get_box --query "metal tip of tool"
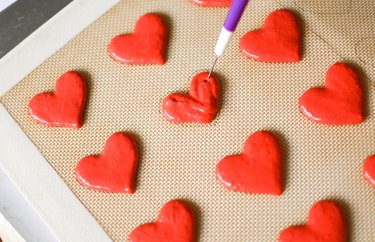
[207,57,218,80]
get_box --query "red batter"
[215,131,283,195]
[190,0,232,7]
[108,13,168,65]
[299,63,364,125]
[363,155,375,187]
[278,200,348,242]
[240,9,301,62]
[28,71,87,128]
[75,132,139,193]
[162,72,220,124]
[128,200,195,242]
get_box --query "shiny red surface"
[278,200,348,242]
[108,13,168,65]
[190,0,232,7]
[363,155,375,187]
[75,132,139,193]
[240,9,301,62]
[128,200,195,242]
[162,72,221,124]
[299,63,364,125]
[216,131,283,195]
[28,71,87,128]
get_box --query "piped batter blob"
[363,155,375,188]
[240,9,301,62]
[215,131,283,195]
[278,200,348,242]
[299,63,364,125]
[75,132,139,193]
[162,72,221,124]
[190,0,232,7]
[108,13,168,65]
[128,200,196,242]
[28,71,87,128]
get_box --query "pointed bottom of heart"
[278,200,348,242]
[128,200,195,242]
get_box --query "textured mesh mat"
[1,0,375,241]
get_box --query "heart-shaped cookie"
[278,200,348,242]
[363,155,375,187]
[240,9,301,62]
[128,200,195,242]
[162,72,221,124]
[108,13,168,65]
[299,63,364,125]
[75,132,139,193]
[190,0,232,7]
[28,71,87,128]
[215,131,283,195]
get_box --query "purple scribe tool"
[207,0,249,79]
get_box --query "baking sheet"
[0,1,117,241]
[276,0,375,81]
[1,0,374,241]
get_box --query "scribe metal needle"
[207,0,249,80]
[207,57,218,80]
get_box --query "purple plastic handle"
[223,0,249,32]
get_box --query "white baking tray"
[0,0,119,241]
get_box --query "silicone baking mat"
[1,0,374,241]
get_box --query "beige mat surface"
[1,0,374,241]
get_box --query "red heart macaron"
[190,0,232,7]
[28,71,87,128]
[162,72,221,124]
[363,155,375,187]
[299,62,364,125]
[108,13,168,65]
[240,9,301,62]
[75,132,139,193]
[128,200,195,242]
[278,200,348,242]
[215,131,283,195]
